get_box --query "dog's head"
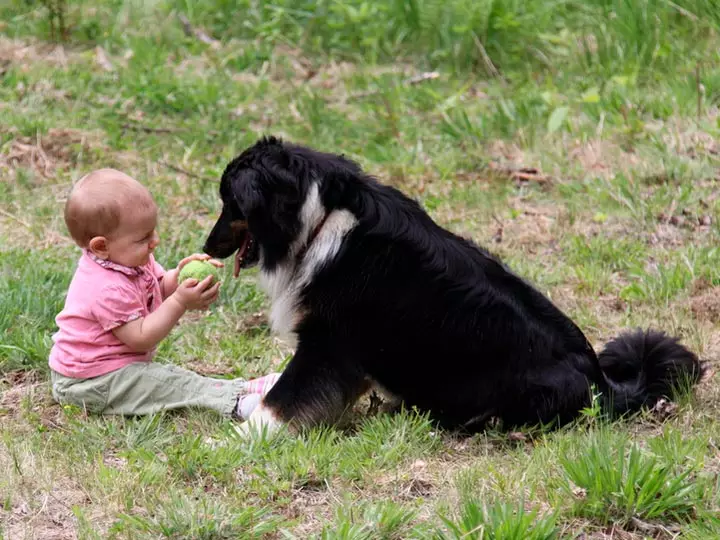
[203,136,360,275]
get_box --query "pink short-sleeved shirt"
[49,250,166,379]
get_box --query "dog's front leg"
[238,341,367,436]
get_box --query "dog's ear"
[319,169,347,210]
[225,154,304,269]
[229,169,265,219]
[318,155,364,210]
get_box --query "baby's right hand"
[173,275,220,311]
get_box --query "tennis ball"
[178,260,221,285]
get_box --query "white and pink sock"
[234,373,281,420]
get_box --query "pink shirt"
[49,250,166,379]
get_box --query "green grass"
[559,431,702,524]
[438,498,558,539]
[1,0,720,537]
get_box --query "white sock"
[235,393,262,420]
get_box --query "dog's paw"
[235,402,283,437]
[230,420,249,437]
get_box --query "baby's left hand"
[163,254,223,298]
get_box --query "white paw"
[236,402,283,437]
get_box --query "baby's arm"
[161,254,222,299]
[113,276,219,352]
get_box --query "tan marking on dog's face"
[230,219,248,233]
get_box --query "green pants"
[50,362,247,418]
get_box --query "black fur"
[204,136,704,432]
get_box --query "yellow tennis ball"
[178,260,221,284]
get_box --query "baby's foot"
[244,372,281,395]
[233,373,281,421]
[234,393,262,420]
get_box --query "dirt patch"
[501,203,562,252]
[0,127,101,179]
[487,140,536,173]
[661,107,720,161]
[0,385,111,538]
[442,196,565,255]
[282,488,334,537]
[564,108,719,183]
[229,311,268,334]
[583,527,652,539]
[1,370,46,410]
[566,140,643,180]
[0,37,72,69]
[0,370,65,431]
[171,52,217,80]
[1,482,90,540]
[689,287,720,323]
[267,44,415,97]
[182,360,236,378]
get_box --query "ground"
[1,1,720,539]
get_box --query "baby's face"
[106,206,159,268]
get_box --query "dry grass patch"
[0,37,73,70]
[0,435,114,540]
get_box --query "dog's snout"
[202,234,238,259]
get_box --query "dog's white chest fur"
[259,183,357,345]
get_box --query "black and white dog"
[203,136,704,435]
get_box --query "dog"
[203,136,704,435]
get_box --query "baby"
[49,168,279,420]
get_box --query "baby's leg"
[245,373,281,394]
[50,369,111,413]
[98,362,247,417]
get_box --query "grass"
[1,0,720,537]
[559,431,701,524]
[438,498,558,539]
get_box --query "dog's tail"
[597,328,705,416]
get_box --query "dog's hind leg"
[239,342,368,435]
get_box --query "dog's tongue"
[234,250,241,278]
[234,233,251,278]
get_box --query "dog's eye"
[228,203,245,220]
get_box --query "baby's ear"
[88,236,110,258]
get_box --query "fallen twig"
[667,1,700,21]
[178,14,221,49]
[159,159,214,182]
[348,71,440,100]
[404,71,441,85]
[0,208,32,228]
[491,213,504,243]
[472,33,507,86]
[120,123,182,134]
[696,62,704,121]
[488,163,549,183]
[630,517,680,538]
[94,46,114,72]
[510,171,549,182]
[660,198,678,225]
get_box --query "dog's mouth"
[233,231,259,277]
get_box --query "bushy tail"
[598,328,705,416]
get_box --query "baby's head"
[65,168,159,268]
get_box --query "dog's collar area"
[310,214,329,244]
[297,213,330,261]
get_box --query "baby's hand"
[172,275,221,311]
[163,254,223,298]
[176,253,223,274]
